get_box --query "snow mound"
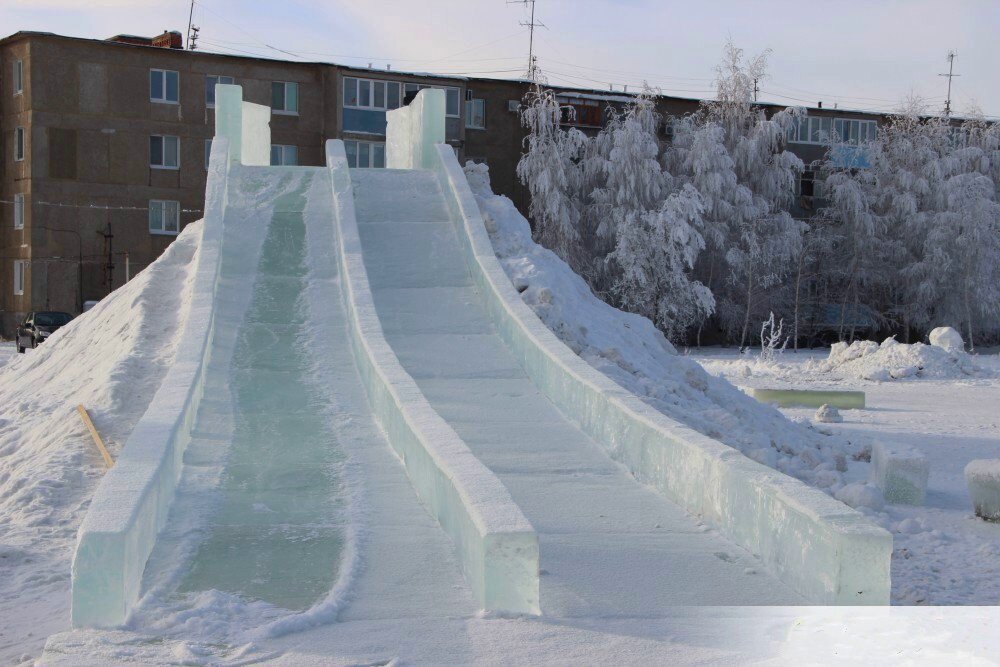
[465,162,856,489]
[929,326,964,353]
[0,221,201,662]
[815,404,843,423]
[816,337,985,381]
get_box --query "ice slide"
[70,87,889,631]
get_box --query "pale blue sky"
[4,0,998,116]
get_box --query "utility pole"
[186,0,199,51]
[753,77,759,102]
[508,0,545,82]
[98,224,114,292]
[939,50,960,117]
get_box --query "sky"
[3,0,998,117]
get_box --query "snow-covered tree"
[609,183,715,341]
[516,86,587,267]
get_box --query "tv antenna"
[186,0,200,50]
[938,50,960,116]
[508,0,545,82]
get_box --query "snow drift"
[816,336,986,381]
[0,221,200,662]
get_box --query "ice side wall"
[432,144,892,605]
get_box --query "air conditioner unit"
[508,100,520,113]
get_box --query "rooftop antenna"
[186,0,199,50]
[508,0,545,82]
[939,50,960,117]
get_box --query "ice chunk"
[815,404,843,423]
[965,459,1000,521]
[869,441,929,505]
[929,326,964,353]
[835,483,885,511]
[386,89,445,170]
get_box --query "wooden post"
[77,404,114,469]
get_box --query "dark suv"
[16,311,73,353]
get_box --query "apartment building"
[0,29,888,337]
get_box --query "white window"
[272,81,299,114]
[13,59,23,95]
[14,127,25,161]
[205,75,234,107]
[150,135,179,169]
[13,260,27,295]
[787,116,877,146]
[14,193,24,229]
[270,144,298,166]
[150,69,179,103]
[149,200,180,235]
[343,76,404,111]
[205,139,213,169]
[465,98,485,129]
[344,140,385,168]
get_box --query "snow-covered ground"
[0,223,201,664]
[690,346,1000,605]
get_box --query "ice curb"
[434,144,892,605]
[324,140,540,615]
[70,138,231,627]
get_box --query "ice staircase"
[350,168,802,612]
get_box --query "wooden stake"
[77,405,114,469]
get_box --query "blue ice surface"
[180,174,346,611]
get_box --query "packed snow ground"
[693,347,1000,605]
[0,223,201,663]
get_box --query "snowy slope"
[465,163,857,491]
[0,222,201,663]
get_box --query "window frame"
[148,199,180,236]
[787,115,877,146]
[272,81,299,115]
[13,193,24,229]
[270,144,298,166]
[13,260,27,295]
[342,77,460,117]
[465,97,486,129]
[149,134,180,170]
[14,126,25,161]
[344,139,386,168]
[149,68,179,104]
[205,74,235,108]
[13,59,23,96]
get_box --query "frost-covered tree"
[516,86,587,267]
[609,184,715,341]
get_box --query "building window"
[14,127,25,161]
[557,97,602,127]
[465,97,485,129]
[150,135,180,169]
[13,260,27,295]
[205,139,212,169]
[205,75,234,107]
[787,116,877,146]
[272,81,299,114]
[14,193,24,229]
[342,77,460,116]
[149,200,180,235]
[150,69,179,104]
[344,76,404,111]
[344,140,385,168]
[270,144,298,166]
[13,59,23,95]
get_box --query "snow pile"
[815,336,986,381]
[0,222,201,663]
[814,404,842,423]
[466,162,857,489]
[928,326,965,353]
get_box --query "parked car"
[16,311,73,353]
